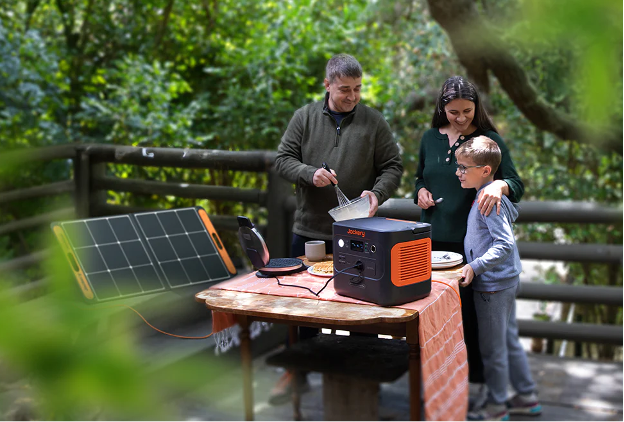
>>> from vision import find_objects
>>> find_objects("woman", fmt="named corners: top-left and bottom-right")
top-left (414, 75), bottom-right (524, 397)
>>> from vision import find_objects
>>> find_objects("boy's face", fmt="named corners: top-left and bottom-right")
top-left (455, 155), bottom-right (490, 190)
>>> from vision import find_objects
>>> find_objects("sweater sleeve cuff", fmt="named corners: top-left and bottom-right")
top-left (413, 183), bottom-right (426, 204)
top-left (302, 166), bottom-right (317, 185)
top-left (503, 178), bottom-right (518, 202)
top-left (371, 190), bottom-right (384, 205)
top-left (470, 259), bottom-right (485, 276)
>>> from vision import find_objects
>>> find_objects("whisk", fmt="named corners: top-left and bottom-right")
top-left (322, 162), bottom-right (351, 207)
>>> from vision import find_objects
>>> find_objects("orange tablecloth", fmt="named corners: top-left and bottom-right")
top-left (209, 270), bottom-right (468, 421)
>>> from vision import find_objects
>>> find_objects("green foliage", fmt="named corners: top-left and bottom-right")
top-left (517, 0), bottom-right (623, 127)
top-left (0, 22), bottom-right (67, 147)
top-left (79, 56), bottom-right (198, 146)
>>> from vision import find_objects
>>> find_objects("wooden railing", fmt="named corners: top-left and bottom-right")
top-left (1, 144), bottom-right (622, 346)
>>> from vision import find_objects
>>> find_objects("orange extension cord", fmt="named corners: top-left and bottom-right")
top-left (431, 280), bottom-right (462, 307)
top-left (94, 304), bottom-right (214, 339)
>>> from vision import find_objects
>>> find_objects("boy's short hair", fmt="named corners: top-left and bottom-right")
top-left (455, 136), bottom-right (501, 173)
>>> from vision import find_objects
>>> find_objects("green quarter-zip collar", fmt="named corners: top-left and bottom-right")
top-left (322, 92), bottom-right (357, 147)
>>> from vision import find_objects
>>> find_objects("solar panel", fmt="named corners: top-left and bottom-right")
top-left (51, 206), bottom-right (237, 303)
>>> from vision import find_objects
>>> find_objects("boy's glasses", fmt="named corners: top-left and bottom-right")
top-left (455, 162), bottom-right (485, 174)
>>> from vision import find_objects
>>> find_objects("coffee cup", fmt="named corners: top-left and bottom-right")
top-left (305, 240), bottom-right (326, 262)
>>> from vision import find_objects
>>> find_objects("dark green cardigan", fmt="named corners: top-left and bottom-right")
top-left (414, 128), bottom-right (524, 243)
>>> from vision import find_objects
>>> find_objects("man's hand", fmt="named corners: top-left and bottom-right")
top-left (313, 167), bottom-right (338, 187)
top-left (459, 264), bottom-right (474, 287)
top-left (360, 190), bottom-right (378, 217)
top-left (417, 188), bottom-right (436, 210)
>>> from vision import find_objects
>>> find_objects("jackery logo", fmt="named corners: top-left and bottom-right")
top-left (347, 229), bottom-right (365, 238)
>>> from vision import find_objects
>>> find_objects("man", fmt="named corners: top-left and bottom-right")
top-left (275, 53), bottom-right (403, 254)
top-left (269, 53), bottom-right (403, 404)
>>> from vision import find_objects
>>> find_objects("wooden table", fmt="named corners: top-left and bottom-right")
top-left (195, 264), bottom-right (464, 421)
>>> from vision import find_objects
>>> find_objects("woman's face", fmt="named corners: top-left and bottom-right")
top-left (444, 99), bottom-right (475, 134)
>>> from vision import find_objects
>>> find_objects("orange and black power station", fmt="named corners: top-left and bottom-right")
top-left (332, 217), bottom-right (432, 306)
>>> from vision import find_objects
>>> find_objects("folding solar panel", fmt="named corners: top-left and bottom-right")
top-left (51, 206), bottom-right (237, 303)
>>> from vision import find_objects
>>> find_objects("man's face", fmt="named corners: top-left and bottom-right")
top-left (324, 76), bottom-right (362, 113)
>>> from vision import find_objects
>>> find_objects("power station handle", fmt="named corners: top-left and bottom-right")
top-left (321, 162), bottom-right (336, 187)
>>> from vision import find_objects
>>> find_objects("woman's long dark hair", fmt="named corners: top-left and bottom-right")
top-left (431, 76), bottom-right (497, 133)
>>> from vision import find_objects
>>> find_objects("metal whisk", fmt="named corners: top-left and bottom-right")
top-left (322, 162), bottom-right (351, 207)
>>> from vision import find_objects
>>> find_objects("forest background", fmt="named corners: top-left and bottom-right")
top-left (0, 0), bottom-right (622, 419)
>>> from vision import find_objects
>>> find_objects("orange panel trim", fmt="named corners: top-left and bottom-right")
top-left (385, 217), bottom-right (419, 224)
top-left (53, 225), bottom-right (94, 300)
top-left (198, 209), bottom-right (237, 275)
top-left (390, 237), bottom-right (431, 287)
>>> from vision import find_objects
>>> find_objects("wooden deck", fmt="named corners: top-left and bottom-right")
top-left (178, 344), bottom-right (623, 421)
top-left (1, 315), bottom-right (619, 421)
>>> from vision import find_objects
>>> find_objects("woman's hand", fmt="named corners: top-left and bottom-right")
top-left (477, 180), bottom-right (508, 216)
top-left (417, 188), bottom-right (436, 209)
top-left (459, 264), bottom-right (474, 287)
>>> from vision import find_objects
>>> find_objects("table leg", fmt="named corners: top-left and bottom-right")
top-left (288, 326), bottom-right (302, 420)
top-left (238, 315), bottom-right (254, 421)
top-left (406, 319), bottom-right (421, 421)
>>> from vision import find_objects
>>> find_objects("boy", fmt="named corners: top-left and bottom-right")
top-left (455, 136), bottom-right (542, 421)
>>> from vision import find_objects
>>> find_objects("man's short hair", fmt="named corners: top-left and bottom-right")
top-left (325, 54), bottom-right (362, 83)
top-left (455, 136), bottom-right (502, 173)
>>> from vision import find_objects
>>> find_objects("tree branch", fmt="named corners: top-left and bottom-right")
top-left (426, 0), bottom-right (622, 154)
top-left (24, 0), bottom-right (42, 32)
top-left (202, 0), bottom-right (218, 34)
top-left (154, 0), bottom-right (175, 52)
top-left (55, 0), bottom-right (77, 51)
top-left (77, 0), bottom-right (95, 54)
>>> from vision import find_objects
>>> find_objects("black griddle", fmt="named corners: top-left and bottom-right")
top-left (237, 216), bottom-right (305, 277)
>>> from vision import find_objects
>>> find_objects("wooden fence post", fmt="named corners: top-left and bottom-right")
top-left (266, 168), bottom-right (293, 258)
top-left (89, 162), bottom-right (107, 217)
top-left (74, 149), bottom-right (107, 218)
top-left (73, 149), bottom-right (90, 218)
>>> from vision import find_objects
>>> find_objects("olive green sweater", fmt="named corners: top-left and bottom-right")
top-left (414, 128), bottom-right (524, 243)
top-left (275, 94), bottom-right (403, 240)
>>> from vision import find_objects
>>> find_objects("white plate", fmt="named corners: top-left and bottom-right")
top-left (307, 266), bottom-right (333, 277)
top-left (433, 258), bottom-right (462, 264)
top-left (431, 251), bottom-right (463, 264)
top-left (432, 261), bottom-right (463, 269)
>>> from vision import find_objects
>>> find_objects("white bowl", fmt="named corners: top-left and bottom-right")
top-left (328, 196), bottom-right (370, 222)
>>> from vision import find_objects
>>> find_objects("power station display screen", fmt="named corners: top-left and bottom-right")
top-left (350, 240), bottom-right (364, 252)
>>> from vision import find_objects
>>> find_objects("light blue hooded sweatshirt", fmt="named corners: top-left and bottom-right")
top-left (464, 181), bottom-right (522, 292)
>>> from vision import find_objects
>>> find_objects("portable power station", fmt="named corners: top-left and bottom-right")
top-left (332, 217), bottom-right (432, 306)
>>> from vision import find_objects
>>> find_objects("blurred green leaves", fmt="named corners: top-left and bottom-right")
top-left (0, 239), bottom-right (236, 420)
top-left (79, 56), bottom-right (198, 147)
top-left (0, 247), bottom-right (169, 419)
top-left (511, 0), bottom-right (622, 127)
